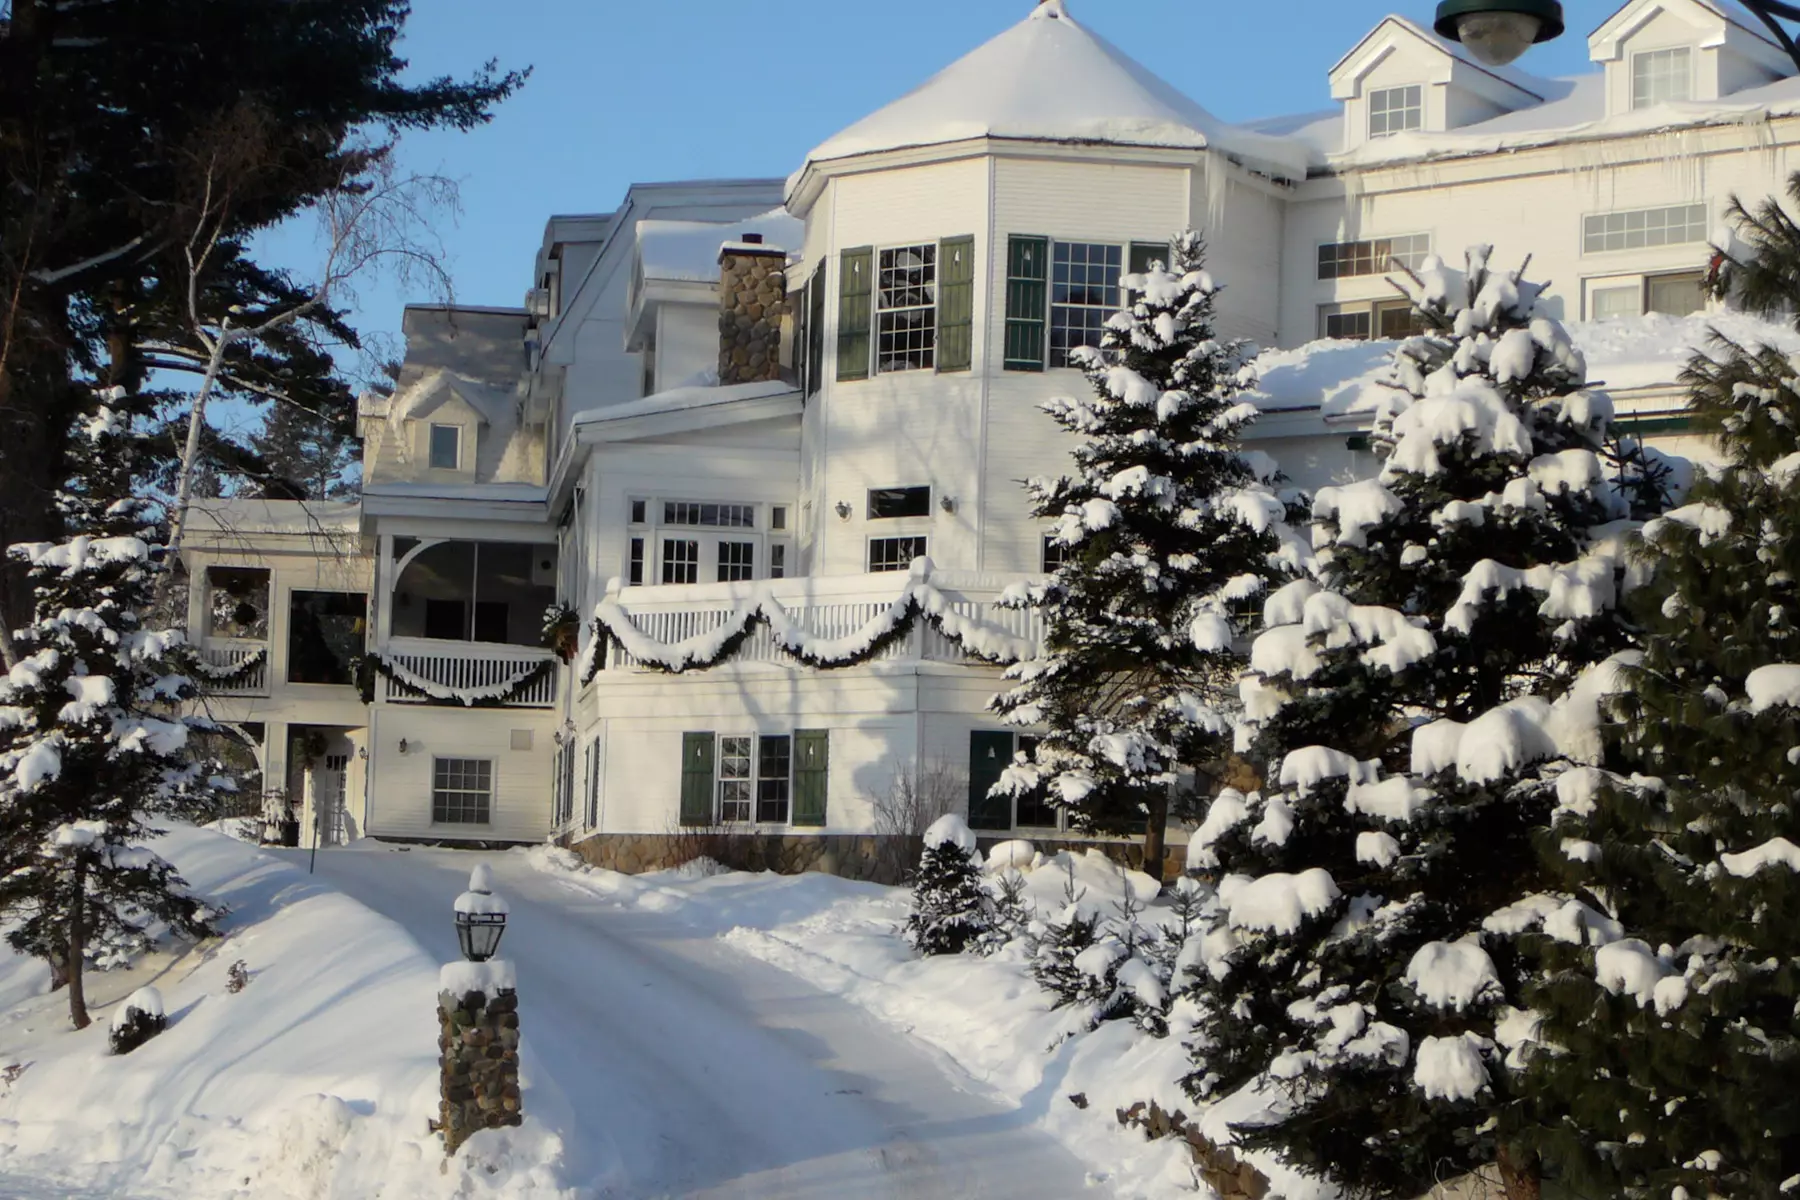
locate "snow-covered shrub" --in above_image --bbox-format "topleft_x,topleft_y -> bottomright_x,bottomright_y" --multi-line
904,816 -> 990,956
108,986 -> 166,1055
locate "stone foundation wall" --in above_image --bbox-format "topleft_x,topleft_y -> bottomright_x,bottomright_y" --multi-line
717,245 -> 788,385
569,829 -> 1188,885
436,987 -> 522,1154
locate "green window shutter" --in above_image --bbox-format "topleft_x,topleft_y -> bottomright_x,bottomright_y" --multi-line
937,236 -> 975,373
679,732 -> 715,826
793,729 -> 829,827
1003,235 -> 1048,372
806,263 -> 827,395
836,248 -> 873,382
968,731 -> 1015,831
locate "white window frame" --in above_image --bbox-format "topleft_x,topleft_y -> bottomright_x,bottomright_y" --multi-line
1584,271 -> 1709,320
428,423 -> 462,471
867,485 -> 933,520
1631,46 -> 1692,111
876,243 -> 937,374
626,497 -> 789,587
1317,233 -> 1432,281
1049,241 -> 1125,369
431,757 -> 494,825
714,733 -> 793,826
1318,299 -> 1423,342
1367,84 -> 1424,138
868,535 -> 928,573
1582,203 -> 1708,255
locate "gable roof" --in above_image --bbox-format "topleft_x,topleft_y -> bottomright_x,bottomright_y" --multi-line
1329,15 -> 1551,102
391,368 -> 518,427
798,0 -> 1310,182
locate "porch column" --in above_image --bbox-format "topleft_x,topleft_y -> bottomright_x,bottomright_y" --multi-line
376,534 -> 395,647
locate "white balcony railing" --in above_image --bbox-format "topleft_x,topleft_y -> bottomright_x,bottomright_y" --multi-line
377,638 -> 559,708
598,570 -> 1044,674
197,639 -> 270,697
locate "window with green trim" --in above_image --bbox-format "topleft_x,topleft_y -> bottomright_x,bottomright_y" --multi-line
1006,236 -> 1166,370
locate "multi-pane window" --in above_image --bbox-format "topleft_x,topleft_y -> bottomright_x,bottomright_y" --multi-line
869,535 -> 928,573
664,502 -> 754,529
876,244 -> 937,373
1050,242 -> 1123,368
1647,271 -> 1707,316
1582,203 -> 1707,254
432,758 -> 493,825
718,541 -> 755,582
717,736 -> 754,823
429,424 -> 461,470
757,736 -> 792,823
1320,300 -> 1424,342
1590,284 -> 1642,321
1042,535 -> 1068,573
628,537 -> 645,587
868,486 -> 932,520
1632,47 -> 1692,110
770,544 -> 787,579
1321,306 -> 1373,340
1368,85 -> 1423,138
1317,234 -> 1431,280
662,539 -> 699,585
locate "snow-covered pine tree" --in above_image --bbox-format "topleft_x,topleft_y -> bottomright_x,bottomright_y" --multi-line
1185,247 -> 1655,1199
992,232 -> 1306,878
1521,195 -> 1800,1196
905,815 -> 990,956
0,394 -> 225,1028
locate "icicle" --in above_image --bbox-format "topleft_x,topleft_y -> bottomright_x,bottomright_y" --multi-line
1201,151 -> 1231,240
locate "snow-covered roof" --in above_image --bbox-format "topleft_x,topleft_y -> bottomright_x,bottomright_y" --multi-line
572,379 -> 798,429
637,209 -> 804,284
391,368 -> 519,427
1330,15 -> 1552,102
797,0 -> 1311,184
185,499 -> 361,537
1279,68 -> 1800,172
1245,310 -> 1800,422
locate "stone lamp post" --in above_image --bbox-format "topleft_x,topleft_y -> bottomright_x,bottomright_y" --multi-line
436,863 -> 522,1154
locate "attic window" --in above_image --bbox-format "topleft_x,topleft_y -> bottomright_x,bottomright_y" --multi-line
1632,48 -> 1692,110
429,424 -> 461,470
1367,85 -> 1422,138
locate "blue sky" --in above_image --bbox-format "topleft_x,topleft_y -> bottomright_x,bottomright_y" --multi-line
266,0 -> 1609,365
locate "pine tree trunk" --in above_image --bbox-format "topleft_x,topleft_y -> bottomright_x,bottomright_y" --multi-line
1497,1143 -> 1540,1200
1142,790 -> 1169,884
66,855 -> 89,1031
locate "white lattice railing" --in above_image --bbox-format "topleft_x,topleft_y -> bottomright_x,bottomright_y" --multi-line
603,573 -> 1044,673
379,639 -> 560,708
198,639 -> 270,696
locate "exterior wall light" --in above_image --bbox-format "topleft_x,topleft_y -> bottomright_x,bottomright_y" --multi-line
835,501 -> 852,520
939,496 -> 957,514
1432,0 -> 1563,67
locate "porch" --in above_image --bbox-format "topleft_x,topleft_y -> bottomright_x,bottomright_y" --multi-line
589,568 -> 1045,674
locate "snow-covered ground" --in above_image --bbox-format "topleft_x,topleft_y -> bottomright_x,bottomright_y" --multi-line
0,827 -> 571,1199
0,830 -> 1273,1198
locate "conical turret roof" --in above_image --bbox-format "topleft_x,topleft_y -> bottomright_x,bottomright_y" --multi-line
800,0 -> 1310,182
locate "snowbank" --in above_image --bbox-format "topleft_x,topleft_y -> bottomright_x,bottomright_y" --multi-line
0,826 -> 575,1199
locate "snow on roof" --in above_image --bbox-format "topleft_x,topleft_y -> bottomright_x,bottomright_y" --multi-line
186,499 -> 361,536
572,379 -> 799,428
798,0 -> 1311,183
360,480 -> 549,504
1290,69 -> 1800,172
637,209 -> 804,284
1245,310 -> 1800,421
391,368 -> 518,427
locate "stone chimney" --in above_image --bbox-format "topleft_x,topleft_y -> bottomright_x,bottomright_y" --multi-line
717,235 -> 789,385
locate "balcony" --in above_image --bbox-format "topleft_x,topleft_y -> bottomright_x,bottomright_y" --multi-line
197,639 -> 271,697
595,569 -> 1045,674
376,638 -> 560,708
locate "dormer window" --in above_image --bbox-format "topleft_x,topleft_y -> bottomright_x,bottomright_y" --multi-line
428,424 -> 461,470
1367,85 -> 1423,138
1631,47 -> 1692,109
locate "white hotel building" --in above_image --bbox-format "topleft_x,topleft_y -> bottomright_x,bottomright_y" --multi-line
185,0 -> 1800,876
